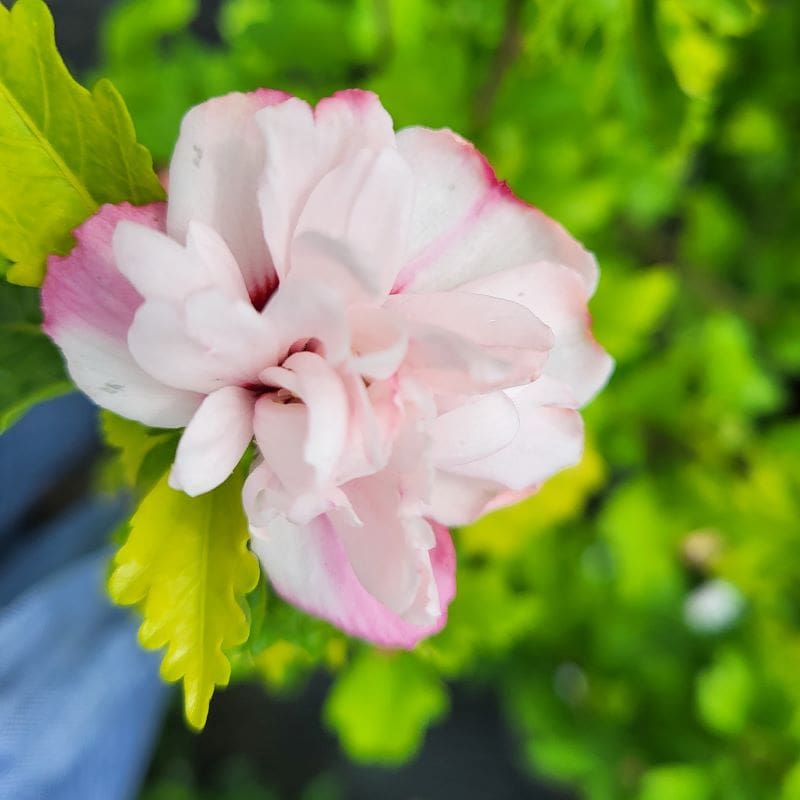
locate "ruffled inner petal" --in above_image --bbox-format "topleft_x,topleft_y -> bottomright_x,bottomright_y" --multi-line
170,386 -> 255,496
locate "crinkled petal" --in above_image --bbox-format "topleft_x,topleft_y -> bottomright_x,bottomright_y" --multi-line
327,475 -> 425,617
393,127 -> 598,294
386,290 -> 553,389
333,372 -> 397,484
289,232 -> 377,304
42,203 -> 202,427
257,90 -> 396,277
114,220 -> 248,304
292,147 -> 414,295
250,513 -> 455,649
259,351 -> 349,483
169,386 -> 255,496
349,306 -> 409,380
431,391 -> 519,468
425,471 -> 507,527
127,291 -> 274,394
243,458 -> 352,527
399,320 -> 539,394
262,275 -> 350,365
167,90 -> 290,304
445,379 -> 584,490
252,400 -> 316,500
183,289 -> 281,374
463,261 -> 614,406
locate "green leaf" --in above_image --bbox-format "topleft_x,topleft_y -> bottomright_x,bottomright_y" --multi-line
695,649 -> 753,735
0,0 -> 163,286
637,764 -> 711,800
229,579 -> 347,690
658,0 -> 730,99
699,314 -> 782,419
529,736 -> 598,783
324,649 -> 449,764
101,0 -> 198,64
108,465 -> 260,729
781,761 -> 800,800
599,478 -> 683,606
422,565 -> 539,675
0,281 -> 70,433
591,265 -> 678,364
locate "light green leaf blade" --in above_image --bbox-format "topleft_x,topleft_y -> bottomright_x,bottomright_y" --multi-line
324,650 -> 449,764
0,0 -> 163,287
695,648 -> 753,735
591,265 -> 678,364
637,764 -> 711,800
108,466 -> 260,729
0,281 -> 70,433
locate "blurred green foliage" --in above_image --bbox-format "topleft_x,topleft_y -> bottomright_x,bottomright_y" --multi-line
92,0 -> 799,797
0,282 -> 70,432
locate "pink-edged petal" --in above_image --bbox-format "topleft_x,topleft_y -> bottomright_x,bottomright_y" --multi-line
169,386 -> 255,496
250,513 -> 455,648
113,220 -> 249,304
463,261 -> 614,406
314,89 -> 396,149
259,351 -> 349,483
445,379 -> 584,490
42,203 -> 202,427
328,474 -> 429,616
291,147 -> 414,295
43,203 -> 155,339
127,291 -> 274,394
392,127 -> 598,294
431,391 -> 519,468
167,90 -> 290,304
256,90 -> 396,277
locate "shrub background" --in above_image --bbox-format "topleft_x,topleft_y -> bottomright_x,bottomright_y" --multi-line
56,0 -> 800,798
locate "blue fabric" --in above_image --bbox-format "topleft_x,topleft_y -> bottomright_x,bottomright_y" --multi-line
0,393 -> 98,544
0,395 -> 168,800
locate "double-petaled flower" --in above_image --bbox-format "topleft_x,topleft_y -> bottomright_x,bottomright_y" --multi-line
43,89 -> 612,647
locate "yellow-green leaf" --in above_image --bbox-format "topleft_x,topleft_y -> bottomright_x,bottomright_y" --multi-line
0,0 -> 164,286
100,410 -> 175,487
108,466 -> 260,729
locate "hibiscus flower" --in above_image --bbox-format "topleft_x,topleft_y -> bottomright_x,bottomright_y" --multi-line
42,89 -> 612,647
